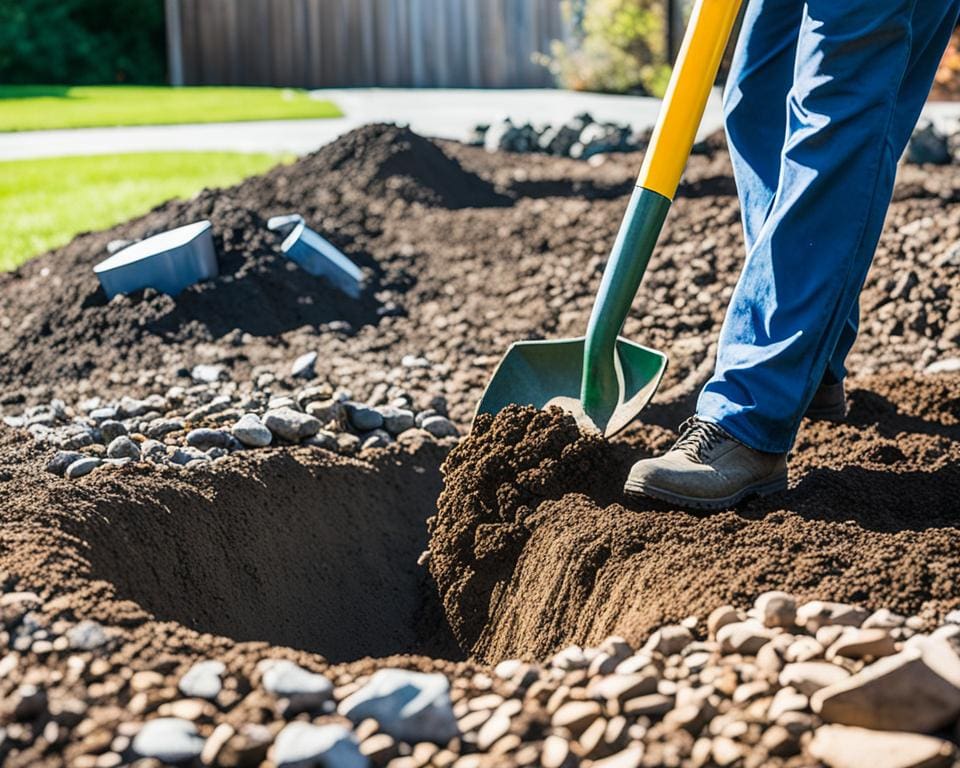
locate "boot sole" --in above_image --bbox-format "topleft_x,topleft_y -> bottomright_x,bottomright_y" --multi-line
623,472 -> 788,512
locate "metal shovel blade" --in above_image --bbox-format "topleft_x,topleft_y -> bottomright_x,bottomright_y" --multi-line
475,337 -> 667,437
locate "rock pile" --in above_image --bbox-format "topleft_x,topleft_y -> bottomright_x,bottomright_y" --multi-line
469,114 -> 652,160
473,113 -> 960,166
3,585 -> 960,767
2,361 -> 458,480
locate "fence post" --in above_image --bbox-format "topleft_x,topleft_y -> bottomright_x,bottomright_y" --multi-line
165,0 -> 185,86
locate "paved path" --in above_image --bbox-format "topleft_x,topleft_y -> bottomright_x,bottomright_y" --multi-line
0,89 -> 724,161
2,88 -> 957,161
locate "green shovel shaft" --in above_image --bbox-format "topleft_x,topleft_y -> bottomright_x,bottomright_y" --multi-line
580,187 -> 671,418
579,0 -> 744,423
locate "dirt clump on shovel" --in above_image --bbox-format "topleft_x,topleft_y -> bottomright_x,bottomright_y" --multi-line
429,372 -> 960,662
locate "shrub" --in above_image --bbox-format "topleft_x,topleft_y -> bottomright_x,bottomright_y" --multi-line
932,27 -> 960,101
538,0 -> 673,96
0,0 -> 165,84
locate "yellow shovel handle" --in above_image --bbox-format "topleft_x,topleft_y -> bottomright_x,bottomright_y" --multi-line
636,0 -> 743,200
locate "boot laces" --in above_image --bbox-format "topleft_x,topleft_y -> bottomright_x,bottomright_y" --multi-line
673,417 -> 730,462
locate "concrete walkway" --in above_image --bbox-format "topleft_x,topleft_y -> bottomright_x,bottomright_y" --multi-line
2,88 -> 958,161
0,89 -> 724,161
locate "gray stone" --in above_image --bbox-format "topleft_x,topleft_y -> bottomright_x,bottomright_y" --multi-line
185,396 -> 232,422
811,637 -> 960,732
46,451 -> 86,476
797,601 -> 869,632
186,428 -> 232,451
414,409 -> 437,428
145,418 -> 184,439
132,718 -> 205,763
66,620 -> 109,650
379,407 -> 415,435
361,430 -> 393,450
305,399 -> 346,425
106,436 -> 140,460
98,420 -> 127,443
304,430 -> 339,451
643,625 -> 693,656
339,668 -> 458,744
297,385 -> 334,409
191,364 -> 224,384
232,414 -> 273,447
925,358 -> 960,375
291,351 -> 318,379
809,725 -> 955,768
170,446 -> 209,465
261,659 -> 333,706
420,415 -> 459,439
59,428 -> 95,450
270,722 -> 366,768
346,404 -> 383,432
65,457 -> 101,478
337,433 -> 361,455
179,660 -> 225,700
89,406 -> 118,422
264,408 -> 321,442
117,396 -> 153,419
780,662 -> 850,696
141,439 -> 166,461
755,591 -> 797,628
906,120 -> 951,165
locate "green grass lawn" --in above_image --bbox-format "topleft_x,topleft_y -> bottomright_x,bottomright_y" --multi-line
0,152 -> 288,271
0,86 -> 342,132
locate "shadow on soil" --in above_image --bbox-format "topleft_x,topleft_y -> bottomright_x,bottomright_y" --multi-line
70,443 -> 462,663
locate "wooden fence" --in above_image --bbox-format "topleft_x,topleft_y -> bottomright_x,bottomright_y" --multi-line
165,0 -> 573,88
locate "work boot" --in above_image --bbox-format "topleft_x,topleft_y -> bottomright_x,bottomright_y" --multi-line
624,418 -> 787,510
804,379 -> 847,421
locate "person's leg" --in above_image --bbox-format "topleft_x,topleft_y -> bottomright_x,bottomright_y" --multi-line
821,2 -> 960,385
723,0 -> 805,250
697,0 -> 960,455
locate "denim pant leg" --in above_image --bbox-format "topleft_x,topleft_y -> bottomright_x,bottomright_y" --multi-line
823,0 -> 960,384
698,0 -> 957,454
723,0 -> 804,249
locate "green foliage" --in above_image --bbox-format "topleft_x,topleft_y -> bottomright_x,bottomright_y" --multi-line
0,86 -> 343,132
0,152 -> 288,271
0,0 -> 166,84
539,0 -> 672,96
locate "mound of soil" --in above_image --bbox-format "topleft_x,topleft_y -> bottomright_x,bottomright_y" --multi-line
2,125 -> 958,429
430,372 -> 960,662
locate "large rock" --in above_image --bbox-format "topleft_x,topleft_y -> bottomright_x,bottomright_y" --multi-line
809,725 -> 955,768
811,637 -> 960,732
270,721 -> 366,768
339,669 -> 458,744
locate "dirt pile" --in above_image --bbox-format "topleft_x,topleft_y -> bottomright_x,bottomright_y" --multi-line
2,126 -> 959,428
430,372 -> 960,663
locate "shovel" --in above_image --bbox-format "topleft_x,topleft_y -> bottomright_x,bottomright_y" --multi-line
476,0 -> 743,437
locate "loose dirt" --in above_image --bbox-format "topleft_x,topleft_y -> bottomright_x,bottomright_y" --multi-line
430,373 -> 960,662
0,123 -> 959,766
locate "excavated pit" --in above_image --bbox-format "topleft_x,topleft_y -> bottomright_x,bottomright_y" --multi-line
430,372 -> 960,663
28,439 -> 461,664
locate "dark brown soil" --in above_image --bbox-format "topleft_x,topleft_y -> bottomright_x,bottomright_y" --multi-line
0,122 -> 958,676
0,427 -> 458,664
430,372 -> 960,663
2,125 -> 958,427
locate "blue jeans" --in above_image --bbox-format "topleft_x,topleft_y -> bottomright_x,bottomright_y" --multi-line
696,0 -> 960,453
